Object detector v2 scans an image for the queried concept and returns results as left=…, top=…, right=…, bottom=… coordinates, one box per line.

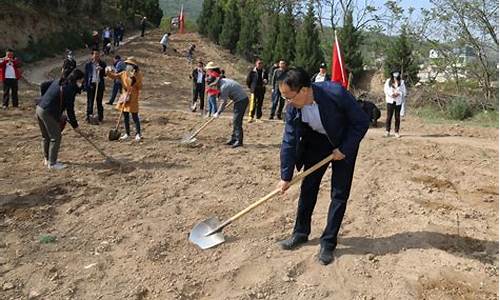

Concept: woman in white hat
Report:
left=384, top=71, right=406, bottom=138
left=106, top=57, right=144, bottom=141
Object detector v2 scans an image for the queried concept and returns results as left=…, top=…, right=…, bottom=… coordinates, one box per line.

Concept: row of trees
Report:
left=197, top=0, right=421, bottom=87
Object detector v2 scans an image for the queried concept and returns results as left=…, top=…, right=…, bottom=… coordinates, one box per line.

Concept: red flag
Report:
left=179, top=4, right=185, bottom=34
left=331, top=32, right=348, bottom=88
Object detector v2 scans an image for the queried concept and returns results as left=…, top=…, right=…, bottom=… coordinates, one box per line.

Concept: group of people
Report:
left=33, top=42, right=144, bottom=170
left=1, top=30, right=414, bottom=266
left=90, top=23, right=125, bottom=55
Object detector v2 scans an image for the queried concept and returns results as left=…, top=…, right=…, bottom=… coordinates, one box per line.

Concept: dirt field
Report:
left=0, top=31, right=498, bottom=300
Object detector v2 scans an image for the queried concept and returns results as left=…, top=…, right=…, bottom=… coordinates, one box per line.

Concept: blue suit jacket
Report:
left=83, top=60, right=107, bottom=91
left=280, top=81, right=370, bottom=181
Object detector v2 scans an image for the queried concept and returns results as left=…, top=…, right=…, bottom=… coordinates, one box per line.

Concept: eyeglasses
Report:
left=282, top=87, right=302, bottom=102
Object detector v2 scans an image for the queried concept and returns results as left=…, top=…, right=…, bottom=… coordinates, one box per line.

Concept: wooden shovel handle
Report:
left=189, top=100, right=234, bottom=139
left=114, top=104, right=125, bottom=131
left=76, top=129, right=110, bottom=159
left=215, top=153, right=335, bottom=232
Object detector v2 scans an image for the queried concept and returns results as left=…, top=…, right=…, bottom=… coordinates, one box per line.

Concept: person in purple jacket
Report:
left=276, top=68, right=369, bottom=265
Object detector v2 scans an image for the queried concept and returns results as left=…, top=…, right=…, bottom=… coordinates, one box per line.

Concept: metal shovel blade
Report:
left=189, top=217, right=225, bottom=249
left=108, top=129, right=121, bottom=141
left=180, top=133, right=197, bottom=144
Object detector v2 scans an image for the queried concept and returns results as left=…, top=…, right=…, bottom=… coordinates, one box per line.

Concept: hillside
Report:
left=159, top=0, right=203, bottom=18
left=0, top=29, right=498, bottom=299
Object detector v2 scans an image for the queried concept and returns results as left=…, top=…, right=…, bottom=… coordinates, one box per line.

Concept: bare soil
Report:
left=0, top=31, right=498, bottom=300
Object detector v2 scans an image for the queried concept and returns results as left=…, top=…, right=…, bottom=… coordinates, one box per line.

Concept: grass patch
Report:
left=415, top=105, right=498, bottom=128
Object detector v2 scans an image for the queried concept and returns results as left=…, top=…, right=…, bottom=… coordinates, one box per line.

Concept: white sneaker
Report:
left=119, top=134, right=129, bottom=141
left=48, top=162, right=65, bottom=170
left=384, top=131, right=390, bottom=137
left=43, top=158, right=48, bottom=166
left=395, top=133, right=400, bottom=138
left=135, top=134, right=142, bottom=142
left=191, top=104, right=197, bottom=112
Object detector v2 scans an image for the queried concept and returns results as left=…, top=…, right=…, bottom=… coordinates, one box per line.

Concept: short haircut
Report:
left=277, top=68, right=311, bottom=92
left=6, top=48, right=13, bottom=52
left=91, top=49, right=100, bottom=54
left=114, top=55, right=121, bottom=60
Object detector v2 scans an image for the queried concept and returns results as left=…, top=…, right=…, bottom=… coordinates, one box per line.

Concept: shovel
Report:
left=189, top=153, right=335, bottom=250
left=180, top=100, right=234, bottom=144
left=75, top=129, right=121, bottom=165
left=108, top=105, right=125, bottom=141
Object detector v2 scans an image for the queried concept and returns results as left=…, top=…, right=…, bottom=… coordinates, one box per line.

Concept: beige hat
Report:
left=124, top=57, right=139, bottom=66
left=205, top=61, right=219, bottom=70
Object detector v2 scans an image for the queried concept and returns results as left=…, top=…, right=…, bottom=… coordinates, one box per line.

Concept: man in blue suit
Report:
left=277, top=68, right=369, bottom=265
left=83, top=49, right=106, bottom=123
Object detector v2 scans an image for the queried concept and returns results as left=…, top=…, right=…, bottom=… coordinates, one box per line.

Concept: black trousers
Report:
left=230, top=98, right=249, bottom=144
left=385, top=102, right=401, bottom=132
left=86, top=82, right=105, bottom=121
left=123, top=112, right=141, bottom=135
left=192, top=83, right=205, bottom=111
left=293, top=128, right=358, bottom=251
left=3, top=78, right=18, bottom=107
left=249, top=87, right=265, bottom=119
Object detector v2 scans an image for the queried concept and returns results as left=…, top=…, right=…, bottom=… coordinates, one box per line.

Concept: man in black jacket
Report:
left=246, top=58, right=268, bottom=122
left=83, top=49, right=106, bottom=123
left=189, top=61, right=205, bottom=113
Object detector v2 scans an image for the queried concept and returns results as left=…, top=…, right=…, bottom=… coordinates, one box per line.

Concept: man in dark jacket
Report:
left=311, top=63, right=331, bottom=83
left=83, top=49, right=106, bottom=123
left=246, top=58, right=268, bottom=122
left=107, top=55, right=126, bottom=105
left=189, top=61, right=205, bottom=113
left=270, top=60, right=288, bottom=120
left=0, top=49, right=22, bottom=109
left=141, top=17, right=147, bottom=37
left=277, top=68, right=369, bottom=265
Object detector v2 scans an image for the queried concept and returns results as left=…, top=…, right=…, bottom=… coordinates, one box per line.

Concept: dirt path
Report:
left=0, top=31, right=498, bottom=300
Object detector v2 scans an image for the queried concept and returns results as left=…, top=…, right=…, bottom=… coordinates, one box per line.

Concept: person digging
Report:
left=208, top=62, right=249, bottom=148
left=277, top=68, right=369, bottom=265
left=105, top=57, right=144, bottom=142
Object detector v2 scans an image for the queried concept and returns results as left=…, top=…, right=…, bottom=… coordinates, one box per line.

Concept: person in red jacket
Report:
left=1, top=49, right=22, bottom=109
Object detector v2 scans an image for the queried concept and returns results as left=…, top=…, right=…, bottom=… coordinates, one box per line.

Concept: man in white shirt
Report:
left=1, top=49, right=22, bottom=109
left=310, top=63, right=331, bottom=83
left=189, top=61, right=206, bottom=113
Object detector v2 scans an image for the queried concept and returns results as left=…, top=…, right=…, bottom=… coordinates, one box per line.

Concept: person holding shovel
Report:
left=210, top=63, right=249, bottom=148
left=84, top=49, right=106, bottom=123
left=277, top=68, right=369, bottom=265
left=36, top=69, right=84, bottom=170
left=106, top=57, right=143, bottom=142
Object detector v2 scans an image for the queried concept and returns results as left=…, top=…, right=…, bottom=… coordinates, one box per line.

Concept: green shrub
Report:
left=447, top=96, right=472, bottom=120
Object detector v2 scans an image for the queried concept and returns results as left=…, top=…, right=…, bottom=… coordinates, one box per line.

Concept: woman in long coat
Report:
left=106, top=57, right=144, bottom=141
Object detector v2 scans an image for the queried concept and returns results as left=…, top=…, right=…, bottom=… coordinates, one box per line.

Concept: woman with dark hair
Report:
left=106, top=57, right=144, bottom=141
left=383, top=71, right=406, bottom=138
left=36, top=69, right=84, bottom=170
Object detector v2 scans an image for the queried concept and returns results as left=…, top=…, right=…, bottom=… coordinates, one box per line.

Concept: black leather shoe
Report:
left=225, top=139, right=236, bottom=145
left=318, top=247, right=334, bottom=265
left=231, top=141, right=242, bottom=148
left=279, top=235, right=308, bottom=250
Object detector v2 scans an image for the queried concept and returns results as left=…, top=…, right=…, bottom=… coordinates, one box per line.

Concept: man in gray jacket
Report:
left=270, top=60, right=288, bottom=120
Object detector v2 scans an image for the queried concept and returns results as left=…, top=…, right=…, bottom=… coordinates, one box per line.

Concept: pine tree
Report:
left=207, top=1, right=224, bottom=44
left=384, top=25, right=419, bottom=86
left=338, top=10, right=363, bottom=86
left=295, top=1, right=324, bottom=75
left=262, top=13, right=280, bottom=66
left=236, top=1, right=260, bottom=60
left=274, top=3, right=296, bottom=64
left=219, top=0, right=241, bottom=53
left=198, top=0, right=215, bottom=36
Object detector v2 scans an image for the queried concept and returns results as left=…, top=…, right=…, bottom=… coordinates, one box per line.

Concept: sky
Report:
left=371, top=0, right=434, bottom=15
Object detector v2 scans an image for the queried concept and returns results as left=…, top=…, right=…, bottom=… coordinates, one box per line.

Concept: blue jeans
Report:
left=108, top=81, right=121, bottom=104
left=208, top=95, right=217, bottom=115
